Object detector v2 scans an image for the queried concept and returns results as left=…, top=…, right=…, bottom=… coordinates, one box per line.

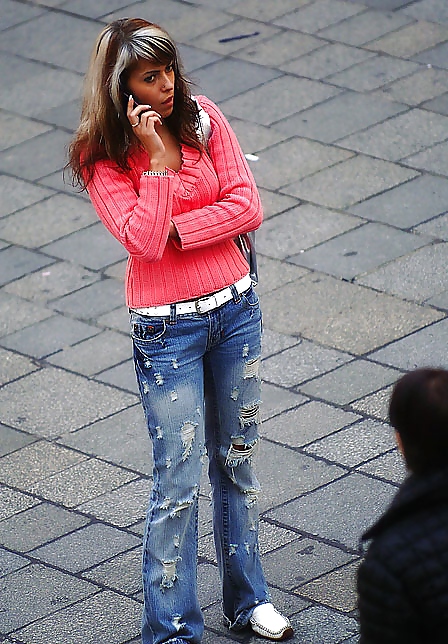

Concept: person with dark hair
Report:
left=357, top=367, right=448, bottom=644
left=68, top=17, right=293, bottom=644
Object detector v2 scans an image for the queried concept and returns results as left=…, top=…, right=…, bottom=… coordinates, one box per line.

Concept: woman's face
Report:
left=126, top=57, right=175, bottom=118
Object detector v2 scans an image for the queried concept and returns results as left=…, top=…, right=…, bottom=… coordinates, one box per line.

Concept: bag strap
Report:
left=193, top=96, right=211, bottom=147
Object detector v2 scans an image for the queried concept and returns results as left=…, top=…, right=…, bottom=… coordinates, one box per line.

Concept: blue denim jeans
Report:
left=130, top=284, right=270, bottom=644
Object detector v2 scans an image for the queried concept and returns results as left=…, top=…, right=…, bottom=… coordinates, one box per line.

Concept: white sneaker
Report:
left=249, top=603, right=294, bottom=641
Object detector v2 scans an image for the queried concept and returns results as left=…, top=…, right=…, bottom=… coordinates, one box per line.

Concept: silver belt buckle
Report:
left=195, top=294, right=216, bottom=314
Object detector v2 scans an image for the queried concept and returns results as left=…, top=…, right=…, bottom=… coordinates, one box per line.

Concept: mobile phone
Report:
left=123, top=91, right=151, bottom=110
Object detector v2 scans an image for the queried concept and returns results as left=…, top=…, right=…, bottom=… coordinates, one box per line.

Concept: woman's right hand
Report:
left=127, top=95, right=166, bottom=169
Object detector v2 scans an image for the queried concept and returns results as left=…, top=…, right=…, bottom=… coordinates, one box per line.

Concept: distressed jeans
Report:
left=130, top=285, right=270, bottom=644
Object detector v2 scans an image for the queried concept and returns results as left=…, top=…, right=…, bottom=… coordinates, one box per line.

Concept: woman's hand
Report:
left=127, top=95, right=166, bottom=170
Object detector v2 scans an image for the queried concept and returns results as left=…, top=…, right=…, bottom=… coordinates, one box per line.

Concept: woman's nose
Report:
left=161, top=72, right=174, bottom=89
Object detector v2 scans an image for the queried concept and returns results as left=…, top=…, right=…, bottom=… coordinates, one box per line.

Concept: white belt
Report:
left=131, top=274, right=252, bottom=317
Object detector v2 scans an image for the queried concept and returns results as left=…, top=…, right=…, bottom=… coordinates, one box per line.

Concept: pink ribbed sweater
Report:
left=86, top=96, right=263, bottom=308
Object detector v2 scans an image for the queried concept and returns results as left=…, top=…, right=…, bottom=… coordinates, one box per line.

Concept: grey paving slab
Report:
left=51, top=279, right=125, bottom=320
left=0, top=487, right=38, bottom=522
left=30, top=458, right=138, bottom=508
left=83, top=547, right=142, bottom=595
left=338, top=108, right=448, bottom=161
left=0, top=423, right=35, bottom=456
left=0, top=292, right=53, bottom=337
left=261, top=338, right=353, bottom=388
left=77, top=478, right=150, bottom=527
left=59, top=0, right=145, bottom=18
left=0, top=503, right=89, bottom=552
left=0, top=366, right=137, bottom=438
left=179, top=44, right=221, bottom=74
left=0, top=129, right=71, bottom=181
left=349, top=384, right=395, bottom=422
left=357, top=242, right=448, bottom=303
left=377, top=66, right=448, bottom=106
left=299, top=360, right=401, bottom=405
left=369, top=317, right=448, bottom=369
left=0, top=110, right=52, bottom=152
left=364, top=20, right=448, bottom=57
left=281, top=42, right=375, bottom=79
left=262, top=537, right=355, bottom=590
left=197, top=562, right=221, bottom=607
left=413, top=40, right=448, bottom=70
left=192, top=19, right=280, bottom=56
left=235, top=30, right=324, bottom=67
left=326, top=56, right=421, bottom=91
left=0, top=548, right=29, bottom=577
left=404, top=139, right=448, bottom=176
left=357, top=448, right=407, bottom=485
left=228, top=118, right=286, bottom=156
left=47, top=329, right=131, bottom=375
left=0, top=440, right=86, bottom=489
left=0, top=347, right=39, bottom=385
left=31, top=522, right=140, bottom=573
left=14, top=590, right=141, bottom=644
left=289, top=222, right=426, bottom=280
left=57, top=405, right=151, bottom=473
left=0, top=194, right=96, bottom=248
left=403, top=0, right=448, bottom=25
left=260, top=382, right=308, bottom=421
left=220, top=76, right=341, bottom=127
left=273, top=0, right=365, bottom=34
left=0, top=175, right=54, bottom=219
left=298, top=560, right=359, bottom=612
left=0, top=563, right=98, bottom=633
left=35, top=98, right=82, bottom=131
left=257, top=205, right=360, bottom=259
left=0, top=313, right=100, bottom=359
left=151, top=5, right=234, bottom=44
left=261, top=327, right=303, bottom=359
left=423, top=91, right=448, bottom=115
left=427, top=289, right=448, bottom=310
left=263, top=274, right=443, bottom=354
left=41, top=222, right=128, bottom=270
left=267, top=472, right=396, bottom=549
left=257, top=440, right=345, bottom=513
left=293, top=605, right=359, bottom=643
left=0, top=65, right=82, bottom=120
left=258, top=188, right=300, bottom=220
left=256, top=256, right=309, bottom=296
left=349, top=174, right=448, bottom=228
left=94, top=358, right=138, bottom=393
left=0, top=0, right=45, bottom=30
left=282, top=154, right=419, bottom=209
left=251, top=138, right=353, bottom=191
left=229, top=0, right=312, bottom=21
left=0, top=246, right=54, bottom=286
left=275, top=90, right=407, bottom=143
left=261, top=401, right=360, bottom=447
left=194, top=57, right=278, bottom=104
left=0, top=12, right=102, bottom=73
left=318, top=9, right=413, bottom=45
left=415, top=212, right=448, bottom=240
left=3, top=260, right=99, bottom=303
left=304, top=419, right=395, bottom=467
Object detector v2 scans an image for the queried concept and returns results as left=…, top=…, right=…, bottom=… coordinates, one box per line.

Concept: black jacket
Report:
left=357, top=467, right=448, bottom=644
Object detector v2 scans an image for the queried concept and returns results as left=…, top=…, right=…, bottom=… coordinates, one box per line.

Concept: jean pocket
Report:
left=241, top=286, right=260, bottom=308
left=131, top=318, right=167, bottom=343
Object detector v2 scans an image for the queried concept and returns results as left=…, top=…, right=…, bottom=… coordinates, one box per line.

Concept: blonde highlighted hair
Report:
left=68, top=18, right=202, bottom=189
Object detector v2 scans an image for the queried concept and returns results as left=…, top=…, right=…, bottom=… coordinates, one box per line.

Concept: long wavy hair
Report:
left=68, top=18, right=202, bottom=189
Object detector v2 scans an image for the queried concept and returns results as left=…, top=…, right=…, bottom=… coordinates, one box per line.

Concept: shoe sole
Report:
left=250, top=623, right=294, bottom=641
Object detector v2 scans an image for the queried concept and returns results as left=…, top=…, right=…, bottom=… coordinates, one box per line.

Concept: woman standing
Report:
left=68, top=18, right=293, bottom=644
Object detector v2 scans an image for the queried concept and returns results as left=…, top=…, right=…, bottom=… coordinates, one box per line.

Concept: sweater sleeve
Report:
left=86, top=160, right=174, bottom=263
left=173, top=96, right=263, bottom=250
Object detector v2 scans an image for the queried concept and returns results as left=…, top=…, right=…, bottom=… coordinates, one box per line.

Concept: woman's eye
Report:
left=144, top=75, right=155, bottom=83
left=166, top=64, right=174, bottom=73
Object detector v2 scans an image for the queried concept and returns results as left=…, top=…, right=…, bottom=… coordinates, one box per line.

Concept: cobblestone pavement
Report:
left=1, top=0, right=448, bottom=642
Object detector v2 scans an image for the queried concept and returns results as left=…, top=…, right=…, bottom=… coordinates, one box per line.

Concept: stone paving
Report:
left=1, top=0, right=448, bottom=642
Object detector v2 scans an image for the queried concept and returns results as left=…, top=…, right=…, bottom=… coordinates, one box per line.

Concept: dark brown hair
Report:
left=67, top=18, right=202, bottom=189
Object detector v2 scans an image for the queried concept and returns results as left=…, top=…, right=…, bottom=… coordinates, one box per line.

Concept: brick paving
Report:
left=1, top=0, right=448, bottom=642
